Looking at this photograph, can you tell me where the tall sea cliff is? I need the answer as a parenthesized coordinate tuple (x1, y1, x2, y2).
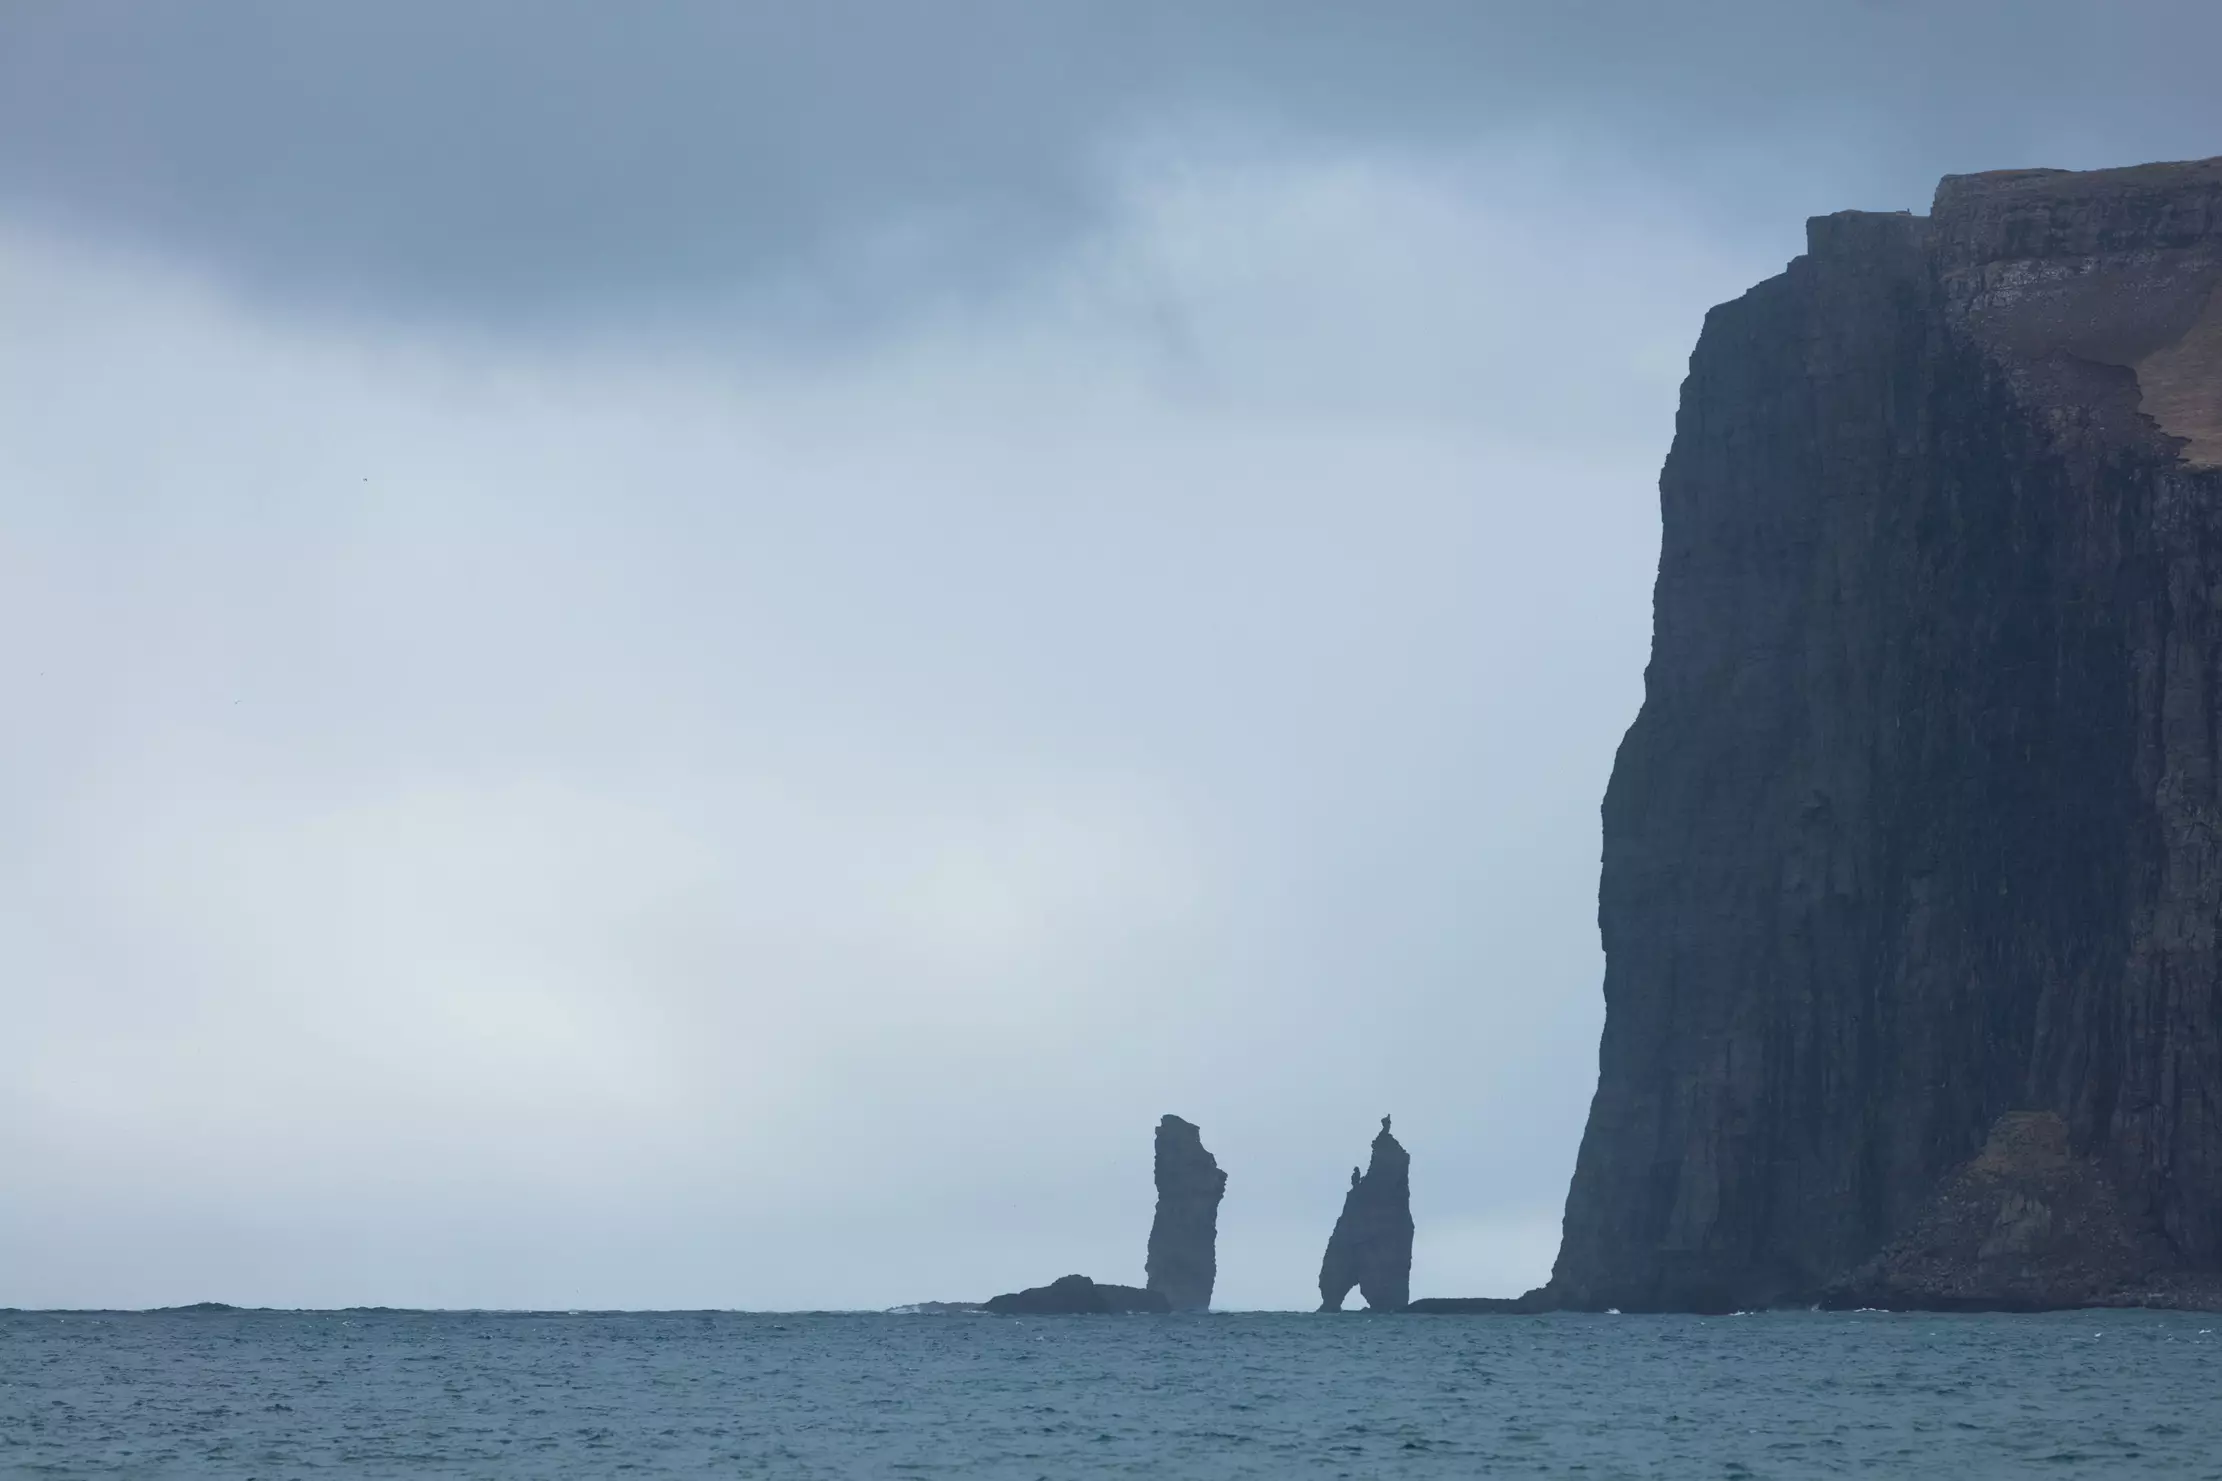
(1551, 157, 2222, 1312)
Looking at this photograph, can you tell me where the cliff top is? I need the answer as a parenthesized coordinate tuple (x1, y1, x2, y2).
(1934, 155, 2222, 216)
(1931, 154, 2222, 261)
(1794, 156, 2222, 468)
(1804, 156, 2222, 261)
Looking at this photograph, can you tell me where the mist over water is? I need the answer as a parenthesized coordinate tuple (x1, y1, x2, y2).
(1, 153, 1698, 1312)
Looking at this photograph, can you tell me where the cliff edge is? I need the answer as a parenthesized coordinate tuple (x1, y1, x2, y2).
(1551, 156, 2222, 1313)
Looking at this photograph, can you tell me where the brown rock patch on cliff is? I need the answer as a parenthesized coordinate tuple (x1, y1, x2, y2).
(1821, 1113, 2178, 1310)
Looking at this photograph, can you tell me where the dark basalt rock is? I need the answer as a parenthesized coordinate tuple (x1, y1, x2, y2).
(1548, 156, 2222, 1314)
(1318, 1117, 1413, 1312)
(984, 1275, 1170, 1315)
(1819, 1112, 2192, 1311)
(1145, 1115, 1226, 1311)
(1403, 1293, 1556, 1315)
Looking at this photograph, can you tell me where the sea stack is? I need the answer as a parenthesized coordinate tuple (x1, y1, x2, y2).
(1145, 1115, 1226, 1311)
(1548, 157, 2222, 1312)
(1318, 1116, 1413, 1311)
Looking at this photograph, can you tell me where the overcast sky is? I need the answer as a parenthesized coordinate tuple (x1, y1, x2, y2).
(4, 1, 2219, 1311)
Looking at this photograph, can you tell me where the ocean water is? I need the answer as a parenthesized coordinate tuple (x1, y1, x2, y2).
(3, 1308, 2218, 1478)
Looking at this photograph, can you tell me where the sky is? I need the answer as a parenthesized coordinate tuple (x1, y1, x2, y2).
(4, 1, 2220, 1312)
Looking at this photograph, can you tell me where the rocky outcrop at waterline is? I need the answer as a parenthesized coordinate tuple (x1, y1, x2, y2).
(979, 1115, 1218, 1316)
(984, 1275, 1170, 1315)
(1815, 1112, 2207, 1311)
(1318, 1117, 1413, 1311)
(1402, 1294, 1554, 1315)
(1145, 1115, 1226, 1311)
(1545, 156, 2222, 1314)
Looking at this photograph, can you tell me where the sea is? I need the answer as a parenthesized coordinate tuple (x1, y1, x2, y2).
(3, 1307, 2217, 1478)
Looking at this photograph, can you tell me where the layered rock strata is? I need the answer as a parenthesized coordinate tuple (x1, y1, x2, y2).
(1550, 157, 2222, 1313)
(1318, 1117, 1413, 1311)
(1145, 1115, 1227, 1311)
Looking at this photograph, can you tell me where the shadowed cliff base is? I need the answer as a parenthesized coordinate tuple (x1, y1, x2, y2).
(1540, 154, 2222, 1315)
(1819, 1112, 2222, 1312)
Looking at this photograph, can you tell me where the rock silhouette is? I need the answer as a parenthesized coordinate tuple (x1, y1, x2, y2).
(1403, 1294, 1553, 1314)
(1145, 1115, 1226, 1311)
(1318, 1116, 1412, 1311)
(1548, 156, 2222, 1312)
(984, 1274, 1169, 1315)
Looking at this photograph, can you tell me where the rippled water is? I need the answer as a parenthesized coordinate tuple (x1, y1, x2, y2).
(4, 1308, 2219, 1477)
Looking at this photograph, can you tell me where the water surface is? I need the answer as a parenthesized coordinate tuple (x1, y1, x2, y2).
(4, 1308, 2216, 1477)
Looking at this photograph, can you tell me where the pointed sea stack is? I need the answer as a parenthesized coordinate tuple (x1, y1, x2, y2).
(1318, 1116, 1412, 1311)
(1145, 1114, 1226, 1311)
(1548, 156, 2222, 1312)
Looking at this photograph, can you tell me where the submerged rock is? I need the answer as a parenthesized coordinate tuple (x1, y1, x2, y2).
(1145, 1115, 1226, 1311)
(1548, 156, 2222, 1313)
(1318, 1117, 1412, 1311)
(984, 1275, 1170, 1315)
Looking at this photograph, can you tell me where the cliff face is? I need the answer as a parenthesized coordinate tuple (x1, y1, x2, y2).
(1552, 158, 2222, 1313)
(1319, 1118, 1413, 1311)
(1145, 1115, 1226, 1311)
(1819, 1111, 2198, 1310)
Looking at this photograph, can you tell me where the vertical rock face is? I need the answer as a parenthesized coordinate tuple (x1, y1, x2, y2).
(1145, 1115, 1226, 1311)
(1551, 158, 2222, 1312)
(1318, 1117, 1413, 1311)
(1819, 1111, 2199, 1310)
